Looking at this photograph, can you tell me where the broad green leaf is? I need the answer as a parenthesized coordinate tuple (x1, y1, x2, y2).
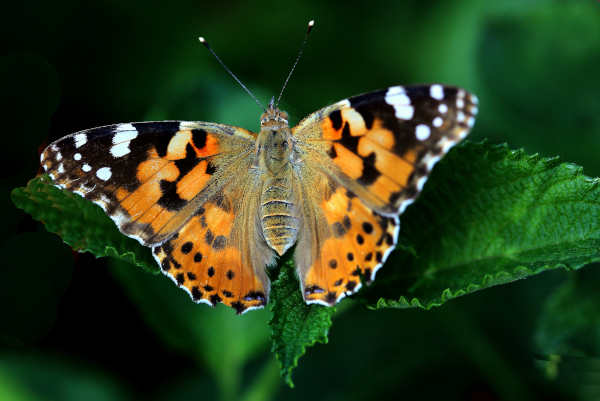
(10, 173, 157, 273)
(536, 267, 600, 358)
(269, 260, 334, 388)
(358, 141, 600, 309)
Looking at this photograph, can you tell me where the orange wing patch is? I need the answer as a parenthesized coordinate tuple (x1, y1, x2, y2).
(300, 184, 399, 306)
(324, 112, 420, 207)
(152, 195, 268, 314)
(109, 129, 224, 245)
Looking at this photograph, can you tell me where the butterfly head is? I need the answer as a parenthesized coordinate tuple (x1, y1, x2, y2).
(260, 96, 289, 131)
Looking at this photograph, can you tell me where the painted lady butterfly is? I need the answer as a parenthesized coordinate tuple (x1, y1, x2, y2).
(40, 26, 478, 314)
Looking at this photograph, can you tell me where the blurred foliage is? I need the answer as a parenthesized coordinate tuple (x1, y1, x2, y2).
(2, 0, 600, 400)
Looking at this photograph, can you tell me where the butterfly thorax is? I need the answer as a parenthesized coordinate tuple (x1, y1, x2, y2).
(256, 105, 300, 256)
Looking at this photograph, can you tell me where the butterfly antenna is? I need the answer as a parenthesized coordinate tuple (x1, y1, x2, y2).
(199, 37, 267, 112)
(275, 20, 314, 108)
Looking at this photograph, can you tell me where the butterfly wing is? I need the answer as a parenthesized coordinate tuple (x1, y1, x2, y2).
(291, 85, 478, 304)
(42, 121, 274, 313)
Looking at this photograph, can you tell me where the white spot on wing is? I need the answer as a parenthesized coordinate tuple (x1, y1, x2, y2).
(111, 124, 138, 158)
(180, 121, 197, 130)
(113, 124, 138, 143)
(96, 167, 112, 181)
(433, 117, 443, 127)
(394, 105, 414, 120)
(82, 164, 92, 172)
(430, 85, 444, 100)
(415, 124, 431, 141)
(399, 198, 414, 214)
(74, 133, 87, 148)
(471, 106, 478, 115)
(442, 140, 457, 153)
(426, 155, 441, 171)
(456, 98, 465, 109)
(467, 116, 475, 128)
(56, 152, 62, 161)
(385, 86, 415, 120)
(111, 142, 131, 158)
(438, 104, 448, 114)
(58, 164, 64, 173)
(74, 153, 82, 161)
(417, 176, 428, 191)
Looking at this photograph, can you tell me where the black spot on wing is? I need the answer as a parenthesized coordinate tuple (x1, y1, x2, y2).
(173, 143, 200, 178)
(181, 242, 193, 254)
(206, 161, 217, 175)
(332, 222, 346, 238)
(342, 215, 351, 230)
(132, 122, 181, 158)
(304, 285, 325, 295)
(231, 301, 245, 315)
(192, 129, 207, 149)
(213, 192, 232, 213)
(157, 180, 187, 211)
(357, 152, 382, 186)
(212, 235, 227, 251)
(327, 143, 337, 159)
(191, 286, 202, 301)
(325, 292, 337, 304)
(243, 291, 267, 304)
(205, 229, 214, 246)
(338, 123, 359, 154)
(209, 294, 222, 306)
(329, 110, 343, 130)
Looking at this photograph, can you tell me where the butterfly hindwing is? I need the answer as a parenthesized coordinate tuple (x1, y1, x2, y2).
(294, 175, 399, 305)
(152, 171, 273, 314)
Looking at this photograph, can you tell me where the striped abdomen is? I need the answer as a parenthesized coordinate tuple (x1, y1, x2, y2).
(260, 177, 300, 256)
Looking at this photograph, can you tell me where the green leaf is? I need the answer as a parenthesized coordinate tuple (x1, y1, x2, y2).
(10, 173, 157, 273)
(358, 141, 600, 310)
(269, 260, 335, 388)
(535, 267, 600, 358)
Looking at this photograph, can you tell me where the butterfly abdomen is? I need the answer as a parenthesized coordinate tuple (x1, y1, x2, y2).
(260, 177, 300, 256)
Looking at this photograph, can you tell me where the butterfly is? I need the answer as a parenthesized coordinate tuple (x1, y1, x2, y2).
(40, 28, 477, 314)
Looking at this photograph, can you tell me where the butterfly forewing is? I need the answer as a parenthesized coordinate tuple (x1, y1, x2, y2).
(42, 121, 256, 245)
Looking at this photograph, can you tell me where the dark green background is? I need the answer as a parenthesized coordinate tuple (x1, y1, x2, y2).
(2, 0, 600, 400)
